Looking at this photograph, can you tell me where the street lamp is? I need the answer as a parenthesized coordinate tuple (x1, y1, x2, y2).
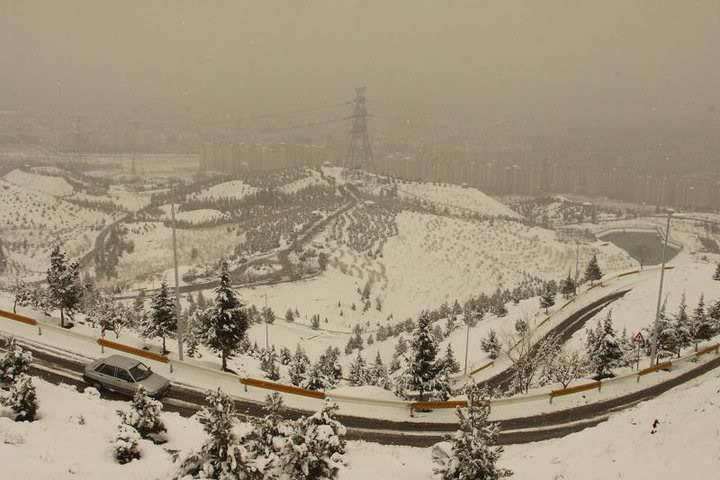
(170, 181, 184, 361)
(650, 209, 674, 366)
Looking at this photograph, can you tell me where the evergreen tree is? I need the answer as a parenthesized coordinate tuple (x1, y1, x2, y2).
(117, 385, 166, 441)
(3, 374, 38, 422)
(301, 362, 333, 391)
(560, 272, 576, 299)
(285, 308, 295, 322)
(46, 244, 82, 328)
(247, 393, 290, 466)
(539, 284, 556, 313)
(262, 306, 276, 325)
(279, 346, 292, 365)
(282, 399, 346, 480)
(260, 348, 280, 381)
(197, 260, 249, 370)
(289, 345, 311, 386)
(141, 281, 176, 354)
(689, 294, 712, 351)
(672, 293, 691, 357)
(318, 346, 343, 384)
(348, 351, 367, 386)
(433, 384, 512, 480)
(407, 311, 440, 400)
(587, 312, 623, 378)
(113, 424, 141, 464)
(441, 344, 461, 375)
(714, 263, 720, 281)
(708, 299, 720, 336)
(481, 330, 501, 360)
(0, 338, 32, 385)
(174, 388, 264, 479)
(584, 253, 603, 285)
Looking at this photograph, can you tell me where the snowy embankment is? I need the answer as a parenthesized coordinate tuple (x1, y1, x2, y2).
(566, 261, 720, 351)
(2, 367, 719, 479)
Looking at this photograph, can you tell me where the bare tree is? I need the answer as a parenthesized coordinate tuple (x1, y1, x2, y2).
(541, 348, 587, 389)
(500, 325, 559, 395)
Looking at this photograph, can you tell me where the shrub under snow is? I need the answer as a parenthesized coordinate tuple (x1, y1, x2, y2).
(112, 424, 141, 465)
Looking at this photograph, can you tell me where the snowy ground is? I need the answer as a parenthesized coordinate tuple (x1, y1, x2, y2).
(2, 363, 719, 479)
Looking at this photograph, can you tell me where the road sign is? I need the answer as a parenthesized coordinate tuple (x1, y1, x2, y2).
(633, 332, 645, 347)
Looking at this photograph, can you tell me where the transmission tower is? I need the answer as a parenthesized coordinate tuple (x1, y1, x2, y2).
(345, 87, 373, 170)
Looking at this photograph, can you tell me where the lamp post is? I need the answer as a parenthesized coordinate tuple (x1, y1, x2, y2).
(170, 182, 184, 360)
(650, 209, 673, 366)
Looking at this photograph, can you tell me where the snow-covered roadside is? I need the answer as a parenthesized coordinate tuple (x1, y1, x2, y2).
(3, 366, 720, 479)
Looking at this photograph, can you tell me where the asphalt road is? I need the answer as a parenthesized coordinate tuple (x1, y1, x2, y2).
(6, 288, 720, 448)
(478, 288, 631, 393)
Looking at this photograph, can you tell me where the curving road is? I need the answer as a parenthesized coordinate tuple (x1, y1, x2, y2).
(7, 288, 720, 448)
(478, 289, 631, 393)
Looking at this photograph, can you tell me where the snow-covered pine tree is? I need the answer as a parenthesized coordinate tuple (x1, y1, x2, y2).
(713, 262, 720, 281)
(584, 253, 603, 285)
(301, 362, 333, 391)
(247, 393, 291, 468)
(0, 338, 32, 386)
(708, 299, 720, 336)
(141, 281, 176, 354)
(689, 294, 711, 351)
(279, 346, 292, 365)
(46, 244, 82, 328)
(560, 272, 576, 298)
(407, 310, 440, 400)
(289, 345, 311, 386)
(441, 344, 461, 375)
(259, 347, 280, 381)
(318, 346, 343, 384)
(3, 374, 38, 422)
(113, 424, 141, 464)
(282, 399, 346, 480)
(197, 259, 249, 370)
(539, 284, 556, 313)
(672, 293, 691, 357)
(432, 383, 512, 480)
(174, 388, 264, 479)
(587, 312, 623, 378)
(348, 351, 367, 386)
(481, 330, 501, 360)
(117, 385, 166, 441)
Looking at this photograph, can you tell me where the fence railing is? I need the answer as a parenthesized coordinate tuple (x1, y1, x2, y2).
(1, 306, 717, 418)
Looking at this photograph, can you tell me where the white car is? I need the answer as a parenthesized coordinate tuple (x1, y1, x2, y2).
(83, 355, 171, 398)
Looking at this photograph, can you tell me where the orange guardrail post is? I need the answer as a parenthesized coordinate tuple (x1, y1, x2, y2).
(549, 381, 602, 403)
(695, 343, 720, 357)
(637, 361, 672, 382)
(240, 377, 326, 400)
(410, 400, 468, 411)
(0, 310, 37, 326)
(96, 338, 169, 364)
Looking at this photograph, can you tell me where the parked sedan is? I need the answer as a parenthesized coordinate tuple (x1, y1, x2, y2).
(83, 355, 171, 398)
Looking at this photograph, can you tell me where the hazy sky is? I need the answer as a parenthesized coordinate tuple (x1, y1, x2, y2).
(1, 0, 719, 157)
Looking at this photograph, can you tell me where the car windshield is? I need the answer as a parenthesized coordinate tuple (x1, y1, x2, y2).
(129, 363, 151, 381)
